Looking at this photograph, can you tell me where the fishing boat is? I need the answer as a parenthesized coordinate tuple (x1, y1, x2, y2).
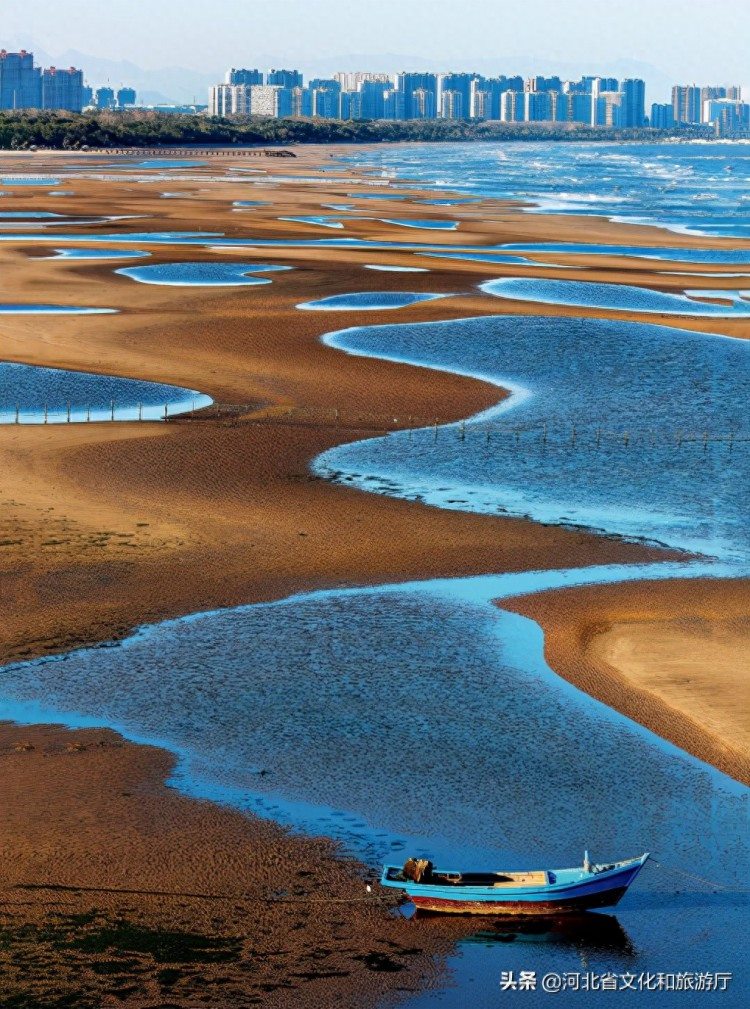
(380, 851, 649, 915)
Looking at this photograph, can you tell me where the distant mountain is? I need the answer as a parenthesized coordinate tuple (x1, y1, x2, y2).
(24, 46, 217, 104)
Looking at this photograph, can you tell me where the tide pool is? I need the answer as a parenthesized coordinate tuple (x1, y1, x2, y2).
(116, 261, 291, 287)
(0, 361, 211, 424)
(1, 177, 60, 186)
(0, 211, 64, 219)
(278, 215, 345, 229)
(298, 292, 449, 311)
(381, 218, 459, 230)
(481, 277, 750, 317)
(503, 242, 750, 265)
(0, 304, 115, 314)
(48, 248, 150, 260)
(364, 264, 430, 272)
(424, 251, 571, 267)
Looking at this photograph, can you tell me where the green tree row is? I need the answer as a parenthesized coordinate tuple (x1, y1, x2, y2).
(0, 109, 708, 149)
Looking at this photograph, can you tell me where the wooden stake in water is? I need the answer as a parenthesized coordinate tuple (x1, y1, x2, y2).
(15, 404, 19, 424)
(44, 404, 48, 424)
(164, 403, 168, 421)
(138, 402, 143, 421)
(110, 399, 115, 421)
(66, 402, 71, 423)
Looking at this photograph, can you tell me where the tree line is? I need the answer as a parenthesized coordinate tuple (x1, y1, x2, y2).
(0, 109, 705, 149)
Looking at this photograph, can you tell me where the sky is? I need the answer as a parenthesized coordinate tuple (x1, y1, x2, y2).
(3, 0, 749, 101)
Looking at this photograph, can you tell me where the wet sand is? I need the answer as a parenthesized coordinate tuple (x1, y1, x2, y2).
(0, 721, 455, 1008)
(1, 145, 748, 1005)
(505, 577, 750, 785)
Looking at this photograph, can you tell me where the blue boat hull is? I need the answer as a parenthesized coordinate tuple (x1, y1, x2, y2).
(382, 855, 648, 916)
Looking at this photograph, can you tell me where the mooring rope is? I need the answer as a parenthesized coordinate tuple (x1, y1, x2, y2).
(4, 882, 386, 904)
(650, 858, 750, 893)
(7, 861, 750, 902)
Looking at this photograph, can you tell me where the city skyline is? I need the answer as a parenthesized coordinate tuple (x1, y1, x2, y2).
(1, 48, 746, 134)
(208, 69, 746, 132)
(3, 0, 749, 105)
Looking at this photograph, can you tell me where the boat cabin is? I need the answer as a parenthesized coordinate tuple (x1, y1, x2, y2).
(386, 861, 553, 887)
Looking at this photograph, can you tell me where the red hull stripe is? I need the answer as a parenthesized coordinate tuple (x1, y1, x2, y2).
(410, 887, 628, 916)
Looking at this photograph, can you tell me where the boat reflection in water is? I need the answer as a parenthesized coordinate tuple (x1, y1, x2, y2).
(461, 913, 636, 957)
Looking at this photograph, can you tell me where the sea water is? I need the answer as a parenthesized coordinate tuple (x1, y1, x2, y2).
(342, 142, 750, 240)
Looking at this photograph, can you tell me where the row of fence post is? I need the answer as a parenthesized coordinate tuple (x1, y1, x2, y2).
(11, 402, 173, 423)
(4, 406, 745, 450)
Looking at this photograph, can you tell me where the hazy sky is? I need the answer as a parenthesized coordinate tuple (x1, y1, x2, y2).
(5, 0, 749, 84)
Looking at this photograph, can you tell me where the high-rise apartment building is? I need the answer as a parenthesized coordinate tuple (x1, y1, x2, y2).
(308, 78, 341, 118)
(94, 86, 116, 109)
(593, 90, 625, 126)
(582, 76, 618, 94)
(620, 78, 645, 127)
(565, 92, 593, 123)
(290, 86, 312, 117)
(470, 76, 523, 119)
(209, 83, 292, 117)
(438, 73, 477, 119)
(0, 50, 41, 109)
(226, 68, 263, 86)
(699, 86, 743, 121)
(382, 88, 406, 120)
(702, 98, 750, 131)
(41, 67, 84, 112)
(267, 69, 302, 89)
(440, 90, 465, 119)
(334, 71, 391, 92)
(524, 90, 554, 121)
(650, 103, 675, 129)
(396, 73, 437, 119)
(249, 84, 292, 117)
(672, 85, 702, 124)
(208, 84, 232, 116)
(411, 86, 436, 119)
(500, 89, 524, 122)
(117, 86, 137, 108)
(525, 75, 561, 93)
(358, 79, 394, 119)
